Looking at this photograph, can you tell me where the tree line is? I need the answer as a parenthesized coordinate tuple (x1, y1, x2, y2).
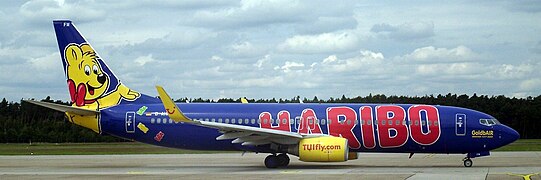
(1, 93, 540, 143)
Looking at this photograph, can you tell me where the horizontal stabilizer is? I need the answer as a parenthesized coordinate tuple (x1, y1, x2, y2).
(23, 100, 99, 116)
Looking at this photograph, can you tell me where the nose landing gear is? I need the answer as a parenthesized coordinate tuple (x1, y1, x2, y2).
(463, 157, 473, 167)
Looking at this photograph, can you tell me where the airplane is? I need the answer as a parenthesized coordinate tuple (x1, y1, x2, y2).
(26, 20, 519, 168)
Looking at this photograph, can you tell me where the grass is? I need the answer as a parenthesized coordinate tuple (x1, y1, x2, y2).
(0, 139, 539, 155)
(494, 139, 541, 151)
(0, 142, 236, 155)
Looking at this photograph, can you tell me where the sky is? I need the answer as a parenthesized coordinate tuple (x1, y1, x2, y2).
(0, 0, 540, 102)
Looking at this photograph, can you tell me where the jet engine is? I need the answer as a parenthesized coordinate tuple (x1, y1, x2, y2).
(288, 136, 349, 162)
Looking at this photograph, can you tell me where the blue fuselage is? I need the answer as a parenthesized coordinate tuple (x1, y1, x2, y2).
(99, 103, 519, 154)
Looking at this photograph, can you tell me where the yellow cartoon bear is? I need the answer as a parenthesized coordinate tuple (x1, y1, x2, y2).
(64, 43, 140, 110)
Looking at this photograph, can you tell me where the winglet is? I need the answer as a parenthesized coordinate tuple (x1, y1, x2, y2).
(241, 97, 248, 104)
(155, 86, 192, 123)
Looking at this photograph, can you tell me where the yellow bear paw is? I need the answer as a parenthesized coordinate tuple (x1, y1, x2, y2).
(124, 90, 140, 100)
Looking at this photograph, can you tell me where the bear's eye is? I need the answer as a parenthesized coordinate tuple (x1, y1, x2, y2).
(84, 65, 91, 76)
(92, 65, 99, 74)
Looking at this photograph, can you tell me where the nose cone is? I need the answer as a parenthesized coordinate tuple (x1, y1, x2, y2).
(502, 125, 520, 146)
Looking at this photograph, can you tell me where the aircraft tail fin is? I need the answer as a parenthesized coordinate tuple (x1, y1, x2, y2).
(53, 20, 158, 110)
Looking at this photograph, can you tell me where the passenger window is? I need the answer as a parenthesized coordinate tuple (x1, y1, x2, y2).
(421, 121, 426, 126)
(367, 120, 371, 125)
(232, 119, 236, 124)
(239, 119, 243, 124)
(211, 118, 216, 122)
(328, 119, 331, 125)
(157, 118, 161, 124)
(245, 119, 249, 124)
(251, 119, 255, 124)
(218, 118, 223, 123)
(169, 119, 173, 124)
(347, 120, 351, 125)
(382, 120, 386, 125)
(309, 119, 313, 125)
(151, 118, 155, 124)
(225, 119, 230, 124)
(257, 119, 261, 124)
(322, 119, 326, 125)
(414, 121, 419, 126)
(283, 119, 287, 124)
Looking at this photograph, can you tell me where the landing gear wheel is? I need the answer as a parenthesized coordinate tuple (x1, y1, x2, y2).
(463, 158, 473, 167)
(264, 155, 279, 168)
(277, 153, 290, 167)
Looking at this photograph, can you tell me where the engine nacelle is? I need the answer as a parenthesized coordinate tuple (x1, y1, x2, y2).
(296, 136, 349, 162)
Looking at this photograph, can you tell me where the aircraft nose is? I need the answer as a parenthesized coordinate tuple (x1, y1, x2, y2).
(502, 125, 520, 145)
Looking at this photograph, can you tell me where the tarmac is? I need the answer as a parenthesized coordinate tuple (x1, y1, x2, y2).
(0, 152, 540, 179)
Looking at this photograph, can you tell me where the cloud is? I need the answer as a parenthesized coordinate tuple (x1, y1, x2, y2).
(191, 0, 307, 29)
(402, 46, 478, 63)
(278, 31, 360, 54)
(133, 54, 155, 66)
(320, 51, 385, 73)
(1, 1, 541, 101)
(210, 55, 223, 62)
(520, 78, 541, 91)
(505, 0, 541, 13)
(19, 0, 106, 23)
(253, 54, 271, 69)
(371, 22, 434, 41)
(276, 61, 305, 73)
(415, 62, 481, 76)
(228, 41, 266, 58)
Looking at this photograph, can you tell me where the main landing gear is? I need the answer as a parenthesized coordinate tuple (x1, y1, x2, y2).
(264, 153, 290, 168)
(463, 157, 473, 167)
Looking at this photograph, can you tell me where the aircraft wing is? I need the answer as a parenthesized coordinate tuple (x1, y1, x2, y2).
(155, 86, 324, 146)
(198, 120, 303, 145)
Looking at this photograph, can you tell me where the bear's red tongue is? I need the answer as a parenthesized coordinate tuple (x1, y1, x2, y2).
(89, 89, 94, 95)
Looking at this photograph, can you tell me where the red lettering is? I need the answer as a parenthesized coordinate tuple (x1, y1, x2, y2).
(259, 111, 290, 132)
(298, 109, 322, 134)
(327, 107, 361, 149)
(376, 105, 408, 148)
(408, 105, 441, 145)
(359, 106, 376, 149)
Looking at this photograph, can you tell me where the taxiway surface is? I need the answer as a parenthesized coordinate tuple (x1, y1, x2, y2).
(1, 152, 540, 179)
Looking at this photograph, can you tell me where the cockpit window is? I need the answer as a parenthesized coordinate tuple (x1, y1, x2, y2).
(480, 119, 499, 126)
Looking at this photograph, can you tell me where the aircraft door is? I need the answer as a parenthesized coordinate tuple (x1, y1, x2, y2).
(294, 116, 302, 132)
(126, 112, 135, 133)
(455, 114, 466, 136)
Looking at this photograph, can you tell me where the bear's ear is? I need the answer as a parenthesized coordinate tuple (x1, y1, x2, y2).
(65, 44, 83, 65)
(80, 44, 95, 54)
